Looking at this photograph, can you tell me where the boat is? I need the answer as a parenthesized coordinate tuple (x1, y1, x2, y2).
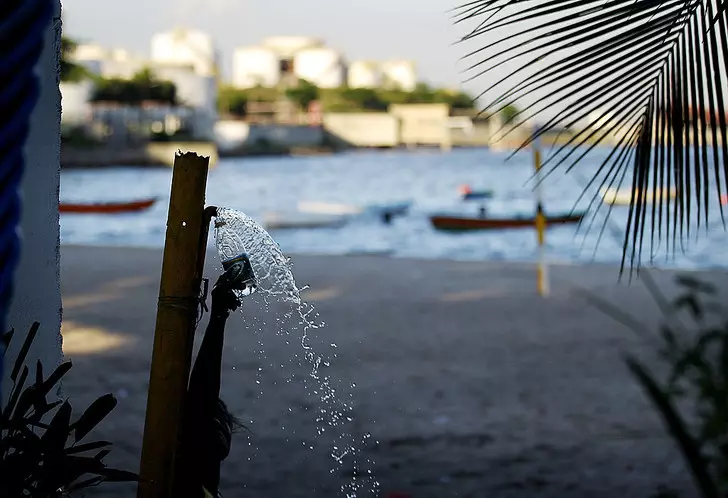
(462, 191, 494, 201)
(458, 184, 494, 201)
(600, 187, 678, 205)
(263, 211, 348, 230)
(60, 197, 157, 214)
(365, 201, 412, 219)
(430, 211, 586, 231)
(297, 201, 364, 216)
(297, 200, 412, 222)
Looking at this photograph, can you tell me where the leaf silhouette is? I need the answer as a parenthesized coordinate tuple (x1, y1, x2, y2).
(454, 0, 728, 272)
(71, 393, 117, 443)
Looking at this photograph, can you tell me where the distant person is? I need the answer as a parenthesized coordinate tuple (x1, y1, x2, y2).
(479, 205, 487, 218)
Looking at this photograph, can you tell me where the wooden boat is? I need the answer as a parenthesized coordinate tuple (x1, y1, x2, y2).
(60, 197, 157, 214)
(264, 211, 348, 230)
(600, 187, 677, 205)
(430, 211, 586, 231)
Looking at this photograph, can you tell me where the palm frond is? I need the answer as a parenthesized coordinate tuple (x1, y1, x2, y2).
(454, 0, 728, 273)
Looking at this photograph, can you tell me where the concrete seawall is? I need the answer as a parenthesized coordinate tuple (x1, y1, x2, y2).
(61, 141, 219, 168)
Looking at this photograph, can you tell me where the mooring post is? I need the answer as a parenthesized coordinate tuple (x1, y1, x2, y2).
(138, 152, 210, 498)
(533, 127, 550, 297)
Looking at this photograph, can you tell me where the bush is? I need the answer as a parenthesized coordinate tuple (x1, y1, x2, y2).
(1, 322, 137, 497)
(586, 274, 728, 498)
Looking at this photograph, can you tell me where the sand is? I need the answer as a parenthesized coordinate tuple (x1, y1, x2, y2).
(57, 245, 724, 498)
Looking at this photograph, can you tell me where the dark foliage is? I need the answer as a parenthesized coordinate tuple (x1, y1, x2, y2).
(0, 322, 137, 497)
(91, 68, 177, 106)
(454, 1, 728, 271)
(585, 275, 728, 497)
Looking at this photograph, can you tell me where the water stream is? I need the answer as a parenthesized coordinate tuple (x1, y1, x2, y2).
(214, 207, 379, 497)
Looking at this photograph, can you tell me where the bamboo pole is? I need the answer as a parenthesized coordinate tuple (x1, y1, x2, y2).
(138, 152, 210, 498)
(533, 130, 550, 297)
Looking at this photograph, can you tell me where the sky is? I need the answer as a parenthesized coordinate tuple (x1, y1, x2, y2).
(61, 0, 478, 92)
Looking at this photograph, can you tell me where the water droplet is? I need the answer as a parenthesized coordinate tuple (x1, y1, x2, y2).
(213, 207, 379, 494)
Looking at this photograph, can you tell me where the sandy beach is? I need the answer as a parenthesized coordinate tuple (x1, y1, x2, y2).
(57, 245, 724, 498)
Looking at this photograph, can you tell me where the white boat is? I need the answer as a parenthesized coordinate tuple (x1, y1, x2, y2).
(297, 200, 412, 219)
(263, 211, 348, 230)
(600, 186, 678, 205)
(297, 201, 364, 216)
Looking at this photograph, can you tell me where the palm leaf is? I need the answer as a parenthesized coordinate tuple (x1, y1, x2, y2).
(454, 0, 728, 273)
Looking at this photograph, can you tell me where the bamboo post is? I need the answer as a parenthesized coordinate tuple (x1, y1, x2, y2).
(138, 152, 210, 498)
(533, 130, 550, 297)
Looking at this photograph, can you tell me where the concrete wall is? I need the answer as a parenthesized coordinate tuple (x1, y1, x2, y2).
(214, 120, 325, 152)
(322, 113, 399, 147)
(389, 103, 451, 148)
(216, 109, 496, 153)
(4, 2, 63, 398)
(450, 120, 497, 147)
(61, 141, 219, 168)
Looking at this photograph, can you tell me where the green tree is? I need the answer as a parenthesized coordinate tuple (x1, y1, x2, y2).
(455, 0, 728, 271)
(339, 88, 388, 111)
(91, 69, 176, 106)
(285, 79, 320, 110)
(60, 36, 89, 83)
(499, 104, 519, 125)
(218, 86, 249, 117)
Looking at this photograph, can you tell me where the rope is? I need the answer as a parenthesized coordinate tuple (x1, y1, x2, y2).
(0, 0, 54, 406)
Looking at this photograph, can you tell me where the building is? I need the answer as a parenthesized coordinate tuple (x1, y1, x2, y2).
(347, 60, 382, 89)
(59, 80, 94, 126)
(152, 65, 217, 139)
(65, 37, 217, 141)
(261, 36, 323, 58)
(232, 46, 281, 88)
(293, 47, 346, 88)
(72, 43, 147, 79)
(150, 27, 219, 78)
(232, 36, 346, 89)
(381, 60, 417, 91)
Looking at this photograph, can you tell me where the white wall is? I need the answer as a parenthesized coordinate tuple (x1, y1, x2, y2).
(4, 1, 63, 397)
(214, 120, 325, 151)
(232, 46, 280, 88)
(60, 81, 93, 125)
(348, 61, 381, 89)
(294, 48, 345, 88)
(151, 28, 217, 77)
(381, 60, 417, 92)
(261, 36, 322, 58)
(322, 113, 399, 147)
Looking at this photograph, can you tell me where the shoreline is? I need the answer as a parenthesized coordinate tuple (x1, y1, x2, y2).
(57, 244, 716, 497)
(58, 242, 724, 274)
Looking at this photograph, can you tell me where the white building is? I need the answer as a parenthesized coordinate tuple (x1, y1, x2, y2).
(150, 27, 218, 77)
(261, 36, 323, 58)
(72, 43, 147, 79)
(381, 60, 417, 91)
(293, 47, 346, 88)
(232, 36, 347, 89)
(67, 39, 217, 140)
(152, 65, 217, 139)
(232, 46, 281, 88)
(348, 60, 382, 89)
(60, 80, 94, 125)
